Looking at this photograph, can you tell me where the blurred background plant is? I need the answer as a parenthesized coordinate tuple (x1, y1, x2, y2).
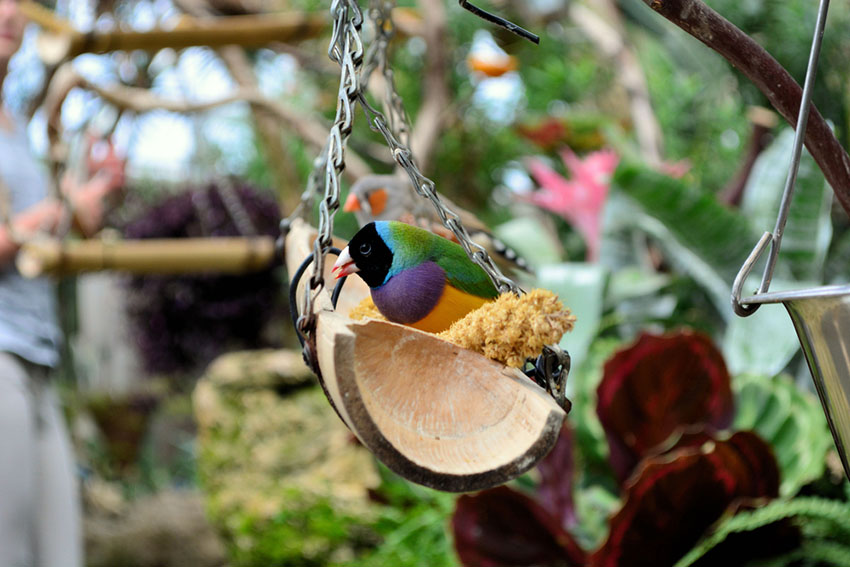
(7, 0, 850, 564)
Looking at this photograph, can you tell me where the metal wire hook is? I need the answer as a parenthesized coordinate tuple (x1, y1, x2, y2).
(458, 1, 540, 44)
(289, 247, 346, 349)
(731, 0, 830, 317)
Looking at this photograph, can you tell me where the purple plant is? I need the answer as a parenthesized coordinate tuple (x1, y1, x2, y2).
(452, 330, 795, 567)
(122, 182, 282, 378)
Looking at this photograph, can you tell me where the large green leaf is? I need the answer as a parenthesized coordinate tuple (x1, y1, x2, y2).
(720, 128, 831, 376)
(722, 276, 805, 376)
(494, 216, 564, 267)
(733, 373, 831, 497)
(568, 338, 623, 491)
(536, 262, 607, 372)
(824, 228, 850, 284)
(741, 127, 833, 281)
(612, 164, 760, 316)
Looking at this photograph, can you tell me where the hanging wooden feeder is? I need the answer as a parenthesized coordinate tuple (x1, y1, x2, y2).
(732, 0, 850, 480)
(284, 219, 567, 492)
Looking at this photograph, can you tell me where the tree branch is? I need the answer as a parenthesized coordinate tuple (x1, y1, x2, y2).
(642, 0, 850, 217)
(409, 0, 451, 174)
(569, 0, 664, 167)
(41, 66, 371, 182)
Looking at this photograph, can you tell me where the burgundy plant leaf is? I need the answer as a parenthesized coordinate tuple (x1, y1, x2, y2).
(592, 431, 781, 567)
(516, 118, 569, 150)
(536, 424, 577, 531)
(452, 486, 585, 567)
(596, 330, 734, 482)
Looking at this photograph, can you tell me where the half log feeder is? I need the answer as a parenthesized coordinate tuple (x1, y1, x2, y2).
(284, 219, 567, 492)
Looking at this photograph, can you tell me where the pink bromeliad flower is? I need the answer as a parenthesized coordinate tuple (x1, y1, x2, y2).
(525, 148, 619, 262)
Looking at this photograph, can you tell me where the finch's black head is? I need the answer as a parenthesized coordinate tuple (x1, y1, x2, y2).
(347, 222, 393, 288)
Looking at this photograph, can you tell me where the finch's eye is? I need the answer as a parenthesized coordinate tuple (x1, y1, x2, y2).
(359, 242, 372, 256)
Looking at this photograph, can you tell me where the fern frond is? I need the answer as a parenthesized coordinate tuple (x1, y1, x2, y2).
(674, 498, 850, 567)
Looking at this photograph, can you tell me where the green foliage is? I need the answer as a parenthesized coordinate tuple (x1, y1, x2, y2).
(704, 0, 850, 138)
(227, 490, 376, 567)
(740, 128, 833, 281)
(733, 373, 831, 496)
(635, 31, 749, 192)
(612, 162, 759, 312)
(674, 497, 850, 567)
(346, 466, 458, 567)
(568, 338, 622, 491)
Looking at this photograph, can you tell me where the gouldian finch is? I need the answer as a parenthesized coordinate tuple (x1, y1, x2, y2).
(332, 221, 499, 333)
(343, 174, 530, 274)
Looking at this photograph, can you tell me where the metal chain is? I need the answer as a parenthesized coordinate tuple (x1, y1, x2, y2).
(298, 0, 364, 335)
(357, 92, 521, 295)
(368, 0, 410, 148)
(291, 0, 521, 342)
(358, 0, 521, 295)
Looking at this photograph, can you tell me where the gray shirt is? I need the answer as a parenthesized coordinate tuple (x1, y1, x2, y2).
(0, 118, 62, 367)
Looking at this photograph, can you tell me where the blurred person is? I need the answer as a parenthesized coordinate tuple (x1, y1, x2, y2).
(0, 0, 124, 565)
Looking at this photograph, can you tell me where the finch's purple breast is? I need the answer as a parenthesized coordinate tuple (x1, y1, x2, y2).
(370, 261, 445, 324)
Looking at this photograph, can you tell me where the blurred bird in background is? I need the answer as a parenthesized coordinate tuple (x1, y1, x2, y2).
(343, 174, 530, 275)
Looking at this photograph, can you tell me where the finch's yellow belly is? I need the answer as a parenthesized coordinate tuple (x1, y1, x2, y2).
(408, 284, 491, 333)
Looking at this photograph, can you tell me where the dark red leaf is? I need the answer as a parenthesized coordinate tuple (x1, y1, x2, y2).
(596, 331, 734, 482)
(516, 118, 569, 150)
(452, 486, 585, 567)
(592, 432, 781, 567)
(536, 425, 577, 531)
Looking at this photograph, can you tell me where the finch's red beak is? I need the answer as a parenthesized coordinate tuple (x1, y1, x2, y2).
(332, 246, 360, 279)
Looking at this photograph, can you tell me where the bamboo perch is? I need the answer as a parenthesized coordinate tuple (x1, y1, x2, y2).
(17, 236, 276, 278)
(20, 2, 327, 65)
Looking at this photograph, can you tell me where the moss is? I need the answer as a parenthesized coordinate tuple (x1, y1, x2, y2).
(194, 350, 381, 566)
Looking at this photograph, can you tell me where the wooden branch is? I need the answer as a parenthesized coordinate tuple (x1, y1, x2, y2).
(409, 0, 451, 174)
(17, 236, 276, 277)
(218, 45, 302, 210)
(570, 1, 664, 166)
(641, 0, 850, 218)
(21, 2, 327, 65)
(41, 65, 372, 181)
(19, 1, 76, 34)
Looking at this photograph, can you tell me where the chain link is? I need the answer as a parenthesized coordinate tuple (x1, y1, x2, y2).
(357, 93, 521, 295)
(358, 0, 520, 295)
(292, 0, 521, 340)
(298, 0, 364, 335)
(369, 0, 410, 148)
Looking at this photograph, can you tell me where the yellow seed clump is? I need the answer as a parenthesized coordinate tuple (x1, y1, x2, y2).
(439, 289, 575, 368)
(347, 289, 575, 368)
(348, 296, 386, 322)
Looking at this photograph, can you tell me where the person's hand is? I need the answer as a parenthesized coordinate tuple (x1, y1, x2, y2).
(61, 137, 126, 236)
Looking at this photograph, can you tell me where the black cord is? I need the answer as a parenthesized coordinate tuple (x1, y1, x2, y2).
(288, 247, 344, 347)
(458, 1, 540, 44)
